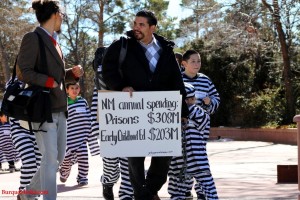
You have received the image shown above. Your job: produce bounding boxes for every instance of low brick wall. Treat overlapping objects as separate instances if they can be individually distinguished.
[210,127,297,145]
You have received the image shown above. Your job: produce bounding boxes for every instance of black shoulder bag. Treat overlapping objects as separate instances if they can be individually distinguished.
[1,32,53,130]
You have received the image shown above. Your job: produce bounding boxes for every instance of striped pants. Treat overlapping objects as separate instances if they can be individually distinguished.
[168,142,218,199]
[101,157,134,199]
[60,142,89,182]
[168,170,218,200]
[184,175,218,200]
[184,139,217,199]
[10,119,41,190]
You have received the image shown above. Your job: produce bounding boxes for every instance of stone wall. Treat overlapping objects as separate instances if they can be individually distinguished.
[210,127,297,145]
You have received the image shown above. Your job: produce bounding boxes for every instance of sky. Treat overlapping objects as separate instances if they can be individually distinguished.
[167,0,192,20]
[167,0,181,18]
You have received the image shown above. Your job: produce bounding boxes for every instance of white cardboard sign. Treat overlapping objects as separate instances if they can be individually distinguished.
[98,91,182,157]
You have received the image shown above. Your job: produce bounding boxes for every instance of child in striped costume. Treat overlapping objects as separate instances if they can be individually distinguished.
[59,82,100,186]
[91,63,133,200]
[168,82,218,200]
[181,50,220,199]
[91,86,134,200]
[0,112,20,173]
[3,78,41,191]
[181,50,220,141]
[10,118,41,190]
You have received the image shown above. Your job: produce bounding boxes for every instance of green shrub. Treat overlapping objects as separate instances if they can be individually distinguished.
[239,88,286,127]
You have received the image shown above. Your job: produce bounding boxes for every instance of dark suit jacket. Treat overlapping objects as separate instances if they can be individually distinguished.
[102,31,189,117]
[17,27,77,113]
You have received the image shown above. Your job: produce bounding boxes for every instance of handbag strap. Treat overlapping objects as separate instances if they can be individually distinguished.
[34,32,49,75]
[34,32,53,124]
[11,58,18,83]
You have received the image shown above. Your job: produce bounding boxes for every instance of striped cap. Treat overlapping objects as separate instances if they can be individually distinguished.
[184,82,195,98]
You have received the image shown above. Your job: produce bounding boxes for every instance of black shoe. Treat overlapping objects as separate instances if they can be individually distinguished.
[197,193,206,200]
[185,191,193,200]
[102,184,114,200]
[9,165,17,173]
[152,194,161,200]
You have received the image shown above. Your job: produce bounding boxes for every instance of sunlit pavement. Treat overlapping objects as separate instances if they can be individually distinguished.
[0,140,298,200]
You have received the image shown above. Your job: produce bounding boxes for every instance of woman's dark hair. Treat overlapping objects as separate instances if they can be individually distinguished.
[136,10,157,26]
[32,0,60,24]
[182,50,199,61]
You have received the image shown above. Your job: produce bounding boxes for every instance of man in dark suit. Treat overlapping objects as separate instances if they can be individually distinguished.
[102,10,189,200]
[17,1,83,200]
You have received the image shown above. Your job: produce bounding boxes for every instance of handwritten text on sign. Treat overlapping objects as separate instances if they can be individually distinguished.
[98,91,182,157]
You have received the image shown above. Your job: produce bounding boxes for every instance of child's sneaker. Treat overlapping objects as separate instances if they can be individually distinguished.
[60,176,67,183]
[59,169,67,183]
[78,180,88,187]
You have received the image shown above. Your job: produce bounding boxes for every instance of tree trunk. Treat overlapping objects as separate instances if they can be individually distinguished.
[262,0,295,123]
[273,0,295,123]
[98,0,104,47]
[0,37,10,83]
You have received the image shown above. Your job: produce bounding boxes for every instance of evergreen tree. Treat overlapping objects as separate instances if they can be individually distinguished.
[0,0,35,94]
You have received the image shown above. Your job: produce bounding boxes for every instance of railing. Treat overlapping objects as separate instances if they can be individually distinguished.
[293,115,300,191]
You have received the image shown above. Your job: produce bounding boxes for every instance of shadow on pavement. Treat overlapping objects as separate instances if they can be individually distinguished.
[57,184,88,194]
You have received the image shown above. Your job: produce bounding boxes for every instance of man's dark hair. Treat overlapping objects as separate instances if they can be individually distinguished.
[136,10,157,26]
[183,50,199,61]
[32,0,60,24]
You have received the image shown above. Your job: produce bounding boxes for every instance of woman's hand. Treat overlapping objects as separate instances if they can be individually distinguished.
[72,65,84,77]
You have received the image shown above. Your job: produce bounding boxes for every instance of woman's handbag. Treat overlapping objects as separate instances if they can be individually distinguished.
[2,80,52,123]
[1,32,52,127]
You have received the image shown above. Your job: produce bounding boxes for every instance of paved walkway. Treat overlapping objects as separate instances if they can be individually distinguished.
[0,140,299,199]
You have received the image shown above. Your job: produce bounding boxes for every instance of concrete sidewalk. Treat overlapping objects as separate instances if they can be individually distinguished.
[0,140,299,199]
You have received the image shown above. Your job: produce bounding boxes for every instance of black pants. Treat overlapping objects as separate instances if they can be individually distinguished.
[127,156,171,200]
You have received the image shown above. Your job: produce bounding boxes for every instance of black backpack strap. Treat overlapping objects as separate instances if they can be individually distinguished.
[118,36,128,78]
[119,36,127,68]
[93,47,108,90]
